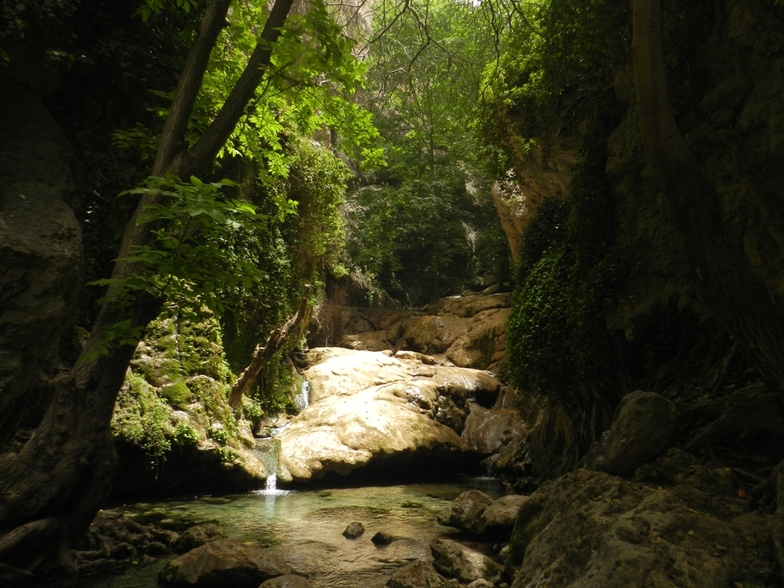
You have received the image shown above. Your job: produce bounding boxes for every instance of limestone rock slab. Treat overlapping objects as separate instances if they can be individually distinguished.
[279,349,502,482]
[159,538,293,587]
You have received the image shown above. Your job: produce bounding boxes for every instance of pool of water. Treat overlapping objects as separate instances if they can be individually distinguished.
[59,476,503,588]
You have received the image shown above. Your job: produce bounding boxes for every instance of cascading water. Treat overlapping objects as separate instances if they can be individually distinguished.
[266,472,277,491]
[294,380,310,412]
[252,438,287,495]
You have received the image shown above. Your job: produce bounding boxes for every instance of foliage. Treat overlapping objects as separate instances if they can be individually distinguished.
[85,175,271,360]
[472,0,630,414]
[283,139,353,280]
[136,0,199,21]
[345,168,492,306]
[0,0,81,39]
[477,0,629,175]
[57,0,201,330]
[506,164,623,411]
[343,0,510,306]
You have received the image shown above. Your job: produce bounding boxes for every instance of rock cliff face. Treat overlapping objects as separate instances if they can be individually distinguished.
[603,5,784,335]
[491,140,581,265]
[492,0,784,340]
[310,292,511,377]
[0,78,82,439]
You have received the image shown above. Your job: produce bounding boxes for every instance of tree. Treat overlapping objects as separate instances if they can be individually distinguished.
[343,0,509,305]
[0,0,367,573]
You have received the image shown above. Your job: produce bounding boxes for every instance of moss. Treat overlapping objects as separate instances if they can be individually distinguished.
[186,375,236,434]
[209,426,229,446]
[172,422,199,446]
[177,314,232,382]
[159,380,192,407]
[112,372,174,461]
[119,304,242,472]
[218,446,240,464]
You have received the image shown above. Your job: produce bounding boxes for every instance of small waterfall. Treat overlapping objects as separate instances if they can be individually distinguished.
[253,438,283,494]
[266,472,277,491]
[293,380,310,412]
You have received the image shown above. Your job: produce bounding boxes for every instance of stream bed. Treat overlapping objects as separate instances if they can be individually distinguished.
[62,476,503,588]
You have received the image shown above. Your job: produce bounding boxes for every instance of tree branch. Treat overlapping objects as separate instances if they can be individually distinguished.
[228,284,312,410]
[153,0,234,176]
[172,0,295,177]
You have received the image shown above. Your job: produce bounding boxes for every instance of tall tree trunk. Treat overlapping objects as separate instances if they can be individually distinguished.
[0,0,295,573]
[632,0,784,391]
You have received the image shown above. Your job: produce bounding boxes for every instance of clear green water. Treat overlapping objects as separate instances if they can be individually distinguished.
[62,476,502,588]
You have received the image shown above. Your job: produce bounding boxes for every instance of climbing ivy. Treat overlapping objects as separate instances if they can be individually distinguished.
[507,159,625,410]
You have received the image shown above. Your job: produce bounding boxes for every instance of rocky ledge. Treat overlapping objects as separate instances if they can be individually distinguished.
[276,347,525,483]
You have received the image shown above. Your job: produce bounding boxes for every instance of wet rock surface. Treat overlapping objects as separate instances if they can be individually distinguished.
[158,538,294,587]
[277,348,505,482]
[430,538,502,585]
[385,559,447,588]
[70,510,178,576]
[172,523,225,554]
[258,575,312,588]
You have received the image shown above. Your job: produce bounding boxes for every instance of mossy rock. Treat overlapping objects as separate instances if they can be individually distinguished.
[159,380,193,407]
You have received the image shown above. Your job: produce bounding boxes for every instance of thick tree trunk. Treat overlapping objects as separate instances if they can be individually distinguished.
[0,0,295,574]
[632,0,784,391]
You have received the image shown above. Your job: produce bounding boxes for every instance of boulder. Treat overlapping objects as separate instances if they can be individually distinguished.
[385,560,447,588]
[583,391,677,477]
[342,522,365,539]
[462,404,527,467]
[508,469,773,588]
[371,531,395,545]
[278,349,501,482]
[466,580,494,588]
[481,494,527,530]
[309,293,512,375]
[436,490,494,535]
[172,523,225,554]
[158,538,293,587]
[258,575,312,588]
[0,78,82,439]
[430,538,502,584]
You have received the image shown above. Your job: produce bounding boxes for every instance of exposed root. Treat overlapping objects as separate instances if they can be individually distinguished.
[773,517,784,583]
[0,562,34,584]
[683,383,784,451]
[0,516,65,570]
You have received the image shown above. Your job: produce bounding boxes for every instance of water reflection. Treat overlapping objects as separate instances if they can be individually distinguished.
[69,476,504,588]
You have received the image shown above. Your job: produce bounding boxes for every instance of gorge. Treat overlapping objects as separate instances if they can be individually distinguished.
[2,0,784,586]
